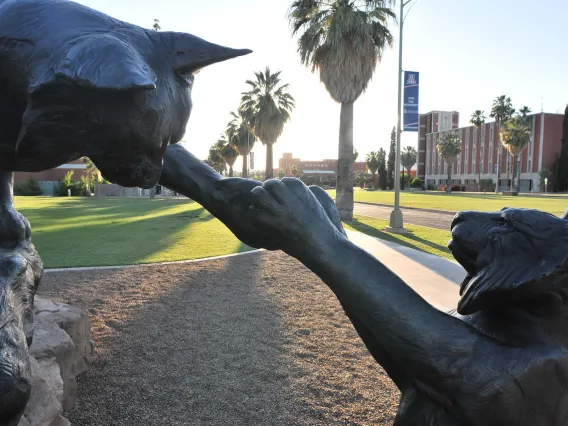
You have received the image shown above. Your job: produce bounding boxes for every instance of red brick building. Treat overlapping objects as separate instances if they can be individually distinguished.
[14,159,89,195]
[419,111,563,192]
[277,152,367,185]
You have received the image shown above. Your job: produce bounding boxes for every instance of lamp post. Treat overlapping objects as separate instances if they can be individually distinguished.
[388,0,415,234]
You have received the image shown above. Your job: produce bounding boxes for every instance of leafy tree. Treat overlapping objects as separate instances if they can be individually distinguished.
[353,148,359,162]
[490,95,515,192]
[501,115,531,192]
[436,131,462,193]
[387,126,396,189]
[288,0,395,221]
[240,67,295,180]
[400,146,417,190]
[227,109,257,178]
[153,19,161,31]
[277,168,286,179]
[291,165,302,178]
[365,151,380,189]
[378,147,387,189]
[470,110,486,192]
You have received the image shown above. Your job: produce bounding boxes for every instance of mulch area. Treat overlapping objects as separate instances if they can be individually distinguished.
[39,251,400,425]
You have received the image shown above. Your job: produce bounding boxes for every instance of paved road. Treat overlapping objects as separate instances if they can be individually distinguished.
[354,203,456,231]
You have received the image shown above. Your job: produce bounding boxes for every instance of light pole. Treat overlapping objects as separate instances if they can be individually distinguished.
[388,0,415,233]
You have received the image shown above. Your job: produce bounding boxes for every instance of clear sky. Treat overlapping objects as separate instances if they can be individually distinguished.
[75,0,567,172]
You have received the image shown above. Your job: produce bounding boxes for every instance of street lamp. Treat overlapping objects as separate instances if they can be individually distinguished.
[388,0,416,234]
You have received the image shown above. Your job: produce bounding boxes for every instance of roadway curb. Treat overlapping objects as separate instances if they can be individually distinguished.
[44,249,265,273]
[354,201,456,216]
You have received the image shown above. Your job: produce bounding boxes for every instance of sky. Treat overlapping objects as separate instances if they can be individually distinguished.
[75,0,568,173]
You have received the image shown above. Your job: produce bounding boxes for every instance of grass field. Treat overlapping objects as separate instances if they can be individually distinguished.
[14,197,253,268]
[345,215,453,261]
[328,189,568,216]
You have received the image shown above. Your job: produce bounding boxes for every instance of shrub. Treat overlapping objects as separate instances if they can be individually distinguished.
[56,171,93,197]
[410,177,423,188]
[13,176,43,196]
[450,184,461,192]
[426,184,435,191]
[461,185,466,192]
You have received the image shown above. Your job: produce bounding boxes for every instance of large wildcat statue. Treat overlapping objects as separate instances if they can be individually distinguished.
[0,0,250,188]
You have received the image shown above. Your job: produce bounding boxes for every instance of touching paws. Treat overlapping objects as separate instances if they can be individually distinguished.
[247,178,345,255]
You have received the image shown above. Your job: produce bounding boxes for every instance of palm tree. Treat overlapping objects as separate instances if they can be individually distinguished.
[206,140,227,174]
[227,109,257,178]
[365,151,380,189]
[501,115,531,192]
[240,67,295,180]
[220,141,239,177]
[288,0,395,221]
[470,110,486,192]
[153,19,161,31]
[437,131,462,193]
[400,146,417,190]
[518,106,532,126]
[490,96,515,193]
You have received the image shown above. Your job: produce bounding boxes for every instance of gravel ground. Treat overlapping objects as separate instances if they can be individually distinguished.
[39,251,400,425]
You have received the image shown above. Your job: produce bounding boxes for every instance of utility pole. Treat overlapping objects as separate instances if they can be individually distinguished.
[388,0,415,233]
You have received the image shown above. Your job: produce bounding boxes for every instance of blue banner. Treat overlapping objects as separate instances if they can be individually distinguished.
[403,71,419,132]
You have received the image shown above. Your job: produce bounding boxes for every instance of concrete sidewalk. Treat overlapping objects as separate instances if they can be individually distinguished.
[345,230,464,311]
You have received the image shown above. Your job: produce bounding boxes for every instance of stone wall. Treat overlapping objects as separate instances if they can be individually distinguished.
[18,298,94,426]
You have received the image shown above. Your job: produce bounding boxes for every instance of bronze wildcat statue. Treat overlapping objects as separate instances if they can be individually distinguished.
[159,144,568,426]
[0,0,250,423]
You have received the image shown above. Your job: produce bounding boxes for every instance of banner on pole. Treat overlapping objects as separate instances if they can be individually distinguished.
[403,71,420,132]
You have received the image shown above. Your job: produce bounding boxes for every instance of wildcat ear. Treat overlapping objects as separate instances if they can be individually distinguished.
[160,31,251,74]
[30,34,157,92]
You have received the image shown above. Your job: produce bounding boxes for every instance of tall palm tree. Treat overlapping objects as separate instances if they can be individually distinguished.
[518,106,532,125]
[501,115,531,192]
[470,110,486,192]
[227,109,257,178]
[490,96,515,193]
[400,146,417,190]
[288,0,395,221]
[240,67,295,180]
[206,139,227,174]
[217,132,239,177]
[365,151,380,189]
[436,131,462,193]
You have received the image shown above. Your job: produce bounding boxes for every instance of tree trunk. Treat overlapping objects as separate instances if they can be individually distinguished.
[477,132,481,192]
[446,163,452,193]
[265,143,274,180]
[336,102,354,222]
[513,154,519,192]
[407,167,411,191]
[495,118,500,194]
[229,165,234,177]
[509,153,514,192]
[242,153,248,178]
[149,186,156,199]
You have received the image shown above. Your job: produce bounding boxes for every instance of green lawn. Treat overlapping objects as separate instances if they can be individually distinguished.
[14,197,253,268]
[345,215,454,261]
[328,189,568,216]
